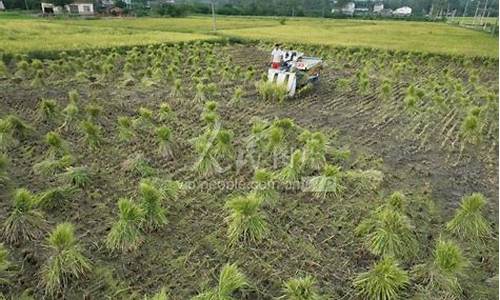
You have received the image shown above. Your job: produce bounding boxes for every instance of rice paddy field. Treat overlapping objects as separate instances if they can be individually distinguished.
[0,13,499,300]
[0,14,498,57]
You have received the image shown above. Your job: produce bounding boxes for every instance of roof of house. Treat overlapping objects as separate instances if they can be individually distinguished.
[71,0,94,4]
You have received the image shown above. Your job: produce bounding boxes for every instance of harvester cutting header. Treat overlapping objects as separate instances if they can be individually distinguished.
[269,44,323,97]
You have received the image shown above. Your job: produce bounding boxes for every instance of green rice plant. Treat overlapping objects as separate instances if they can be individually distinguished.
[353,256,409,300]
[386,192,406,211]
[170,79,182,97]
[2,188,45,244]
[415,239,467,297]
[192,263,247,300]
[68,90,79,104]
[0,60,8,77]
[0,118,15,151]
[272,118,296,132]
[343,169,384,194]
[158,103,174,122]
[355,207,417,259]
[33,155,74,176]
[193,149,220,177]
[253,168,278,204]
[106,198,144,253]
[155,126,173,157]
[6,114,34,139]
[278,149,303,182]
[37,99,60,122]
[116,116,135,142]
[36,185,77,209]
[60,166,91,188]
[122,153,156,177]
[307,164,344,199]
[245,67,255,82]
[430,239,466,295]
[80,120,103,150]
[194,83,206,103]
[230,86,244,105]
[145,288,168,300]
[246,117,268,151]
[62,101,79,127]
[85,103,103,121]
[204,101,217,112]
[460,113,481,144]
[201,111,219,128]
[75,71,89,83]
[282,275,321,300]
[31,70,44,88]
[0,243,12,285]
[256,81,288,103]
[205,83,218,99]
[0,153,9,185]
[45,131,69,158]
[296,83,314,97]
[139,181,167,231]
[14,60,29,78]
[192,130,220,177]
[446,193,491,241]
[380,79,392,101]
[134,107,154,129]
[142,177,182,201]
[225,193,267,245]
[212,129,234,160]
[302,132,327,172]
[359,78,369,95]
[40,223,91,297]
[336,78,351,92]
[265,126,285,156]
[415,88,425,100]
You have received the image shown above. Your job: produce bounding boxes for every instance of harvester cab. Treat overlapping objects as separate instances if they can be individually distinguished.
[268,50,323,97]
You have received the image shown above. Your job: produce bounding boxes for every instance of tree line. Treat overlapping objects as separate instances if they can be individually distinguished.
[3,0,498,19]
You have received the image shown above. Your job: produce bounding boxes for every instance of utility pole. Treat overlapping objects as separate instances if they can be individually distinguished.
[211,0,217,32]
[479,0,489,25]
[24,0,29,10]
[472,0,480,26]
[461,0,470,24]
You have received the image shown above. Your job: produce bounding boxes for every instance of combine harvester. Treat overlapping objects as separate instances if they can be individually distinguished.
[268,50,323,97]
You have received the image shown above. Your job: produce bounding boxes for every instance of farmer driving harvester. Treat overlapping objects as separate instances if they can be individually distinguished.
[268,44,323,97]
[270,44,283,69]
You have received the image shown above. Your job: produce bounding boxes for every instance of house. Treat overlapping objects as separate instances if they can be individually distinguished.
[66,1,94,15]
[99,0,114,7]
[393,6,412,17]
[341,2,355,16]
[41,2,64,14]
[0,1,5,11]
[41,1,94,15]
[373,3,384,13]
[354,0,370,14]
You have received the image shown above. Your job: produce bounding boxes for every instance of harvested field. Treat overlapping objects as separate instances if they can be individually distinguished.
[0,41,498,299]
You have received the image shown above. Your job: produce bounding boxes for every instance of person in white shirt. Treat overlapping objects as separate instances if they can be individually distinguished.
[270,44,283,69]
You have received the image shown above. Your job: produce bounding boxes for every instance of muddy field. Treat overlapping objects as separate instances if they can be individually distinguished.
[0,42,498,299]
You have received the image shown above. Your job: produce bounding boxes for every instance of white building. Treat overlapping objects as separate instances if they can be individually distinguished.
[373,3,384,13]
[393,6,412,17]
[41,1,94,15]
[66,1,94,15]
[41,2,63,14]
[341,2,355,15]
